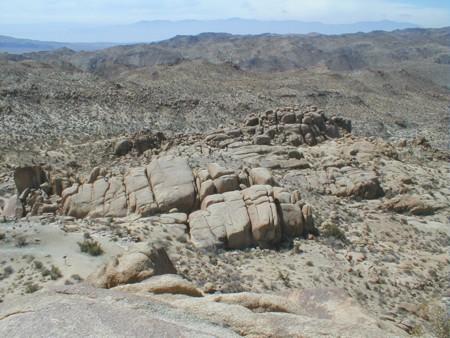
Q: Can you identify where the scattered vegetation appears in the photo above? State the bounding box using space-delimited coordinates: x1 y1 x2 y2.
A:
78 239 104 256
277 270 291 287
321 222 349 244
38 263 62 280
24 282 41 294
15 235 28 247
0 266 14 281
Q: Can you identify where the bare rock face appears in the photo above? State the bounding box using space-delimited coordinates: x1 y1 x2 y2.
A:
243 185 281 248
13 166 48 195
147 157 197 213
382 194 438 215
114 138 132 156
334 169 385 200
0 285 405 338
113 274 203 297
0 285 238 338
1 195 23 219
190 191 254 250
124 167 157 216
87 245 176 289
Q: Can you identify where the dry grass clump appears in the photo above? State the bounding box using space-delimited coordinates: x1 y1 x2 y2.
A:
78 239 104 256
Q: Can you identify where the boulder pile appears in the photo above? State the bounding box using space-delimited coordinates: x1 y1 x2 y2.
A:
60 156 314 249
204 106 351 149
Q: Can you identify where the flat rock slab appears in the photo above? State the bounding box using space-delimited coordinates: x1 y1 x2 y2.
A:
0 285 239 338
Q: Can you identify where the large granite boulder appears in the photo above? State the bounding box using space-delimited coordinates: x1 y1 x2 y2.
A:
124 167 158 216
242 185 281 248
13 166 48 195
0 285 238 338
147 157 196 213
189 191 253 250
1 195 24 219
87 245 176 289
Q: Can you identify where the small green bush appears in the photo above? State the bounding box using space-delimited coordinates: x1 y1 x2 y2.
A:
321 222 348 243
78 239 104 256
24 282 41 294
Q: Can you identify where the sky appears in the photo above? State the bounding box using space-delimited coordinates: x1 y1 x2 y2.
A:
0 0 449 27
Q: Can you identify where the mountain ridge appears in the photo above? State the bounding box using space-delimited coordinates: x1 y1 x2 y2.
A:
0 18 420 47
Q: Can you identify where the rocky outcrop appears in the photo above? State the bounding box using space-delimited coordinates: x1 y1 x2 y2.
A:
204 107 351 149
1 195 23 219
13 166 48 195
147 157 197 213
61 157 315 249
87 245 176 289
382 195 438 215
113 274 203 297
190 185 309 250
0 285 238 338
114 131 166 156
63 156 197 218
0 284 406 338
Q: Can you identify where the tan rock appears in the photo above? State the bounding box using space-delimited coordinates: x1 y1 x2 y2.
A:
207 163 234 179
242 185 281 248
124 167 158 216
147 157 196 213
113 274 203 297
249 167 273 185
213 174 239 193
88 246 176 289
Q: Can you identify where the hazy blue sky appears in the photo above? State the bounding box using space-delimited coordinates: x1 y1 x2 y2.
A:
0 0 449 27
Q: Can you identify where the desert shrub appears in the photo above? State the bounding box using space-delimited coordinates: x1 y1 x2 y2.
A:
0 266 14 281
24 282 41 294
41 265 62 280
15 235 28 247
321 222 348 243
78 239 104 256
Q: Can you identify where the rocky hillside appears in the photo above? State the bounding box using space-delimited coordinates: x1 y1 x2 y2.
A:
0 28 449 337
0 28 449 169
0 107 449 337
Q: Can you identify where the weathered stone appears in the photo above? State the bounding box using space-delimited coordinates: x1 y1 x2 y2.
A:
87 166 101 184
114 138 132 156
199 179 216 202
382 195 437 215
88 246 176 289
189 210 224 249
125 167 158 216
279 203 304 238
103 177 128 217
113 274 203 297
302 204 315 234
66 183 93 219
1 195 24 219
147 157 196 213
253 135 271 145
242 185 281 248
201 194 224 210
249 167 274 186
245 115 259 126
190 191 253 249
207 163 234 179
280 112 296 124
14 166 47 195
213 174 239 193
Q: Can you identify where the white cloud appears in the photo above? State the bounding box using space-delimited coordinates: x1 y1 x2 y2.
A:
0 0 448 27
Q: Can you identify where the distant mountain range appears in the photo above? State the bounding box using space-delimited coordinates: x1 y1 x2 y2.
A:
0 18 420 52
0 35 116 54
